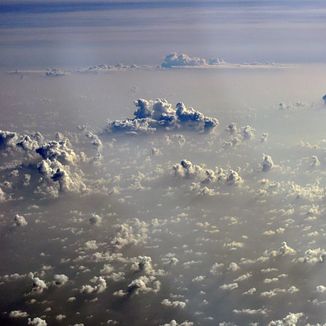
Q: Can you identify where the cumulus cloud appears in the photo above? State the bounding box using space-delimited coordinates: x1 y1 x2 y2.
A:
297 248 326 264
30 275 48 294
9 310 29 318
105 99 219 135
53 274 69 287
13 214 28 227
45 68 67 77
267 312 304 325
126 275 161 295
233 308 268 316
220 283 239 291
173 160 242 188
161 298 187 309
160 320 193 326
161 53 207 68
28 317 47 326
111 219 148 249
89 213 103 226
262 155 274 172
161 52 225 68
80 276 107 294
0 130 88 197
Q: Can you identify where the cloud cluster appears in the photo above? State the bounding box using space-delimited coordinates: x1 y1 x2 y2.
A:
0 130 87 198
105 99 219 135
173 160 243 187
267 312 304 325
80 276 107 294
161 52 225 68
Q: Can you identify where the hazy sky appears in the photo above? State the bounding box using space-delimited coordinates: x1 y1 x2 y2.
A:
1 0 326 68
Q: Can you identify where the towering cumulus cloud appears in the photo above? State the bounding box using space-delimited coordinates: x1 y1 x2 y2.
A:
105 99 219 135
161 53 207 68
0 130 87 198
161 52 225 68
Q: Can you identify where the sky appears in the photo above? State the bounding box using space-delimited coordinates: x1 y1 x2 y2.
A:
2 2 326 325
1 0 326 68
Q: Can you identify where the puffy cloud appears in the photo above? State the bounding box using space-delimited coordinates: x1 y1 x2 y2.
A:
173 160 242 187
261 286 299 298
0 187 7 202
80 276 107 294
13 214 28 227
173 160 215 181
233 308 268 316
89 213 103 226
126 275 161 295
0 130 19 149
37 158 86 193
111 219 148 249
53 274 69 287
30 275 48 294
267 312 304 325
226 170 243 185
297 248 326 264
161 53 207 68
242 125 255 140
105 99 219 135
262 155 274 172
0 130 88 197
45 68 67 77
310 155 320 167
268 242 296 257
9 310 29 318
130 256 154 275
160 321 193 326
161 52 225 68
220 283 239 291
161 298 186 309
316 285 326 293
36 139 77 165
28 317 47 326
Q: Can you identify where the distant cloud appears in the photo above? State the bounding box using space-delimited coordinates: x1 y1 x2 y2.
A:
161 52 225 68
105 99 219 135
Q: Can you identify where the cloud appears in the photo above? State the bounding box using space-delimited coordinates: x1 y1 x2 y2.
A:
267 312 304 325
160 321 193 326
126 275 161 295
161 298 187 309
219 283 238 291
297 248 326 264
161 53 207 68
28 317 47 326
13 214 28 227
173 160 242 187
53 274 69 287
9 310 29 318
262 155 274 172
80 276 107 294
233 308 268 316
89 213 103 226
105 99 219 135
30 275 48 294
45 68 68 77
161 52 225 68
0 130 88 197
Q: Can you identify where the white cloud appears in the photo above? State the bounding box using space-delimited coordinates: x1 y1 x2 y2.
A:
105 99 219 135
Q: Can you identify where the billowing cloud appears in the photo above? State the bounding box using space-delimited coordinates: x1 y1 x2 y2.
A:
105 99 219 135
161 52 225 68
